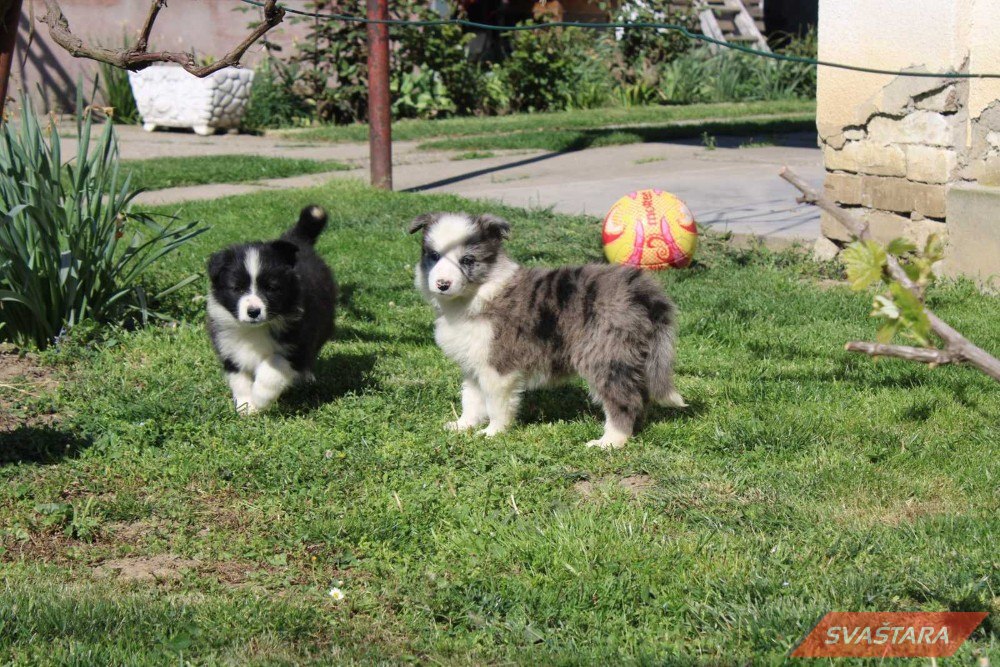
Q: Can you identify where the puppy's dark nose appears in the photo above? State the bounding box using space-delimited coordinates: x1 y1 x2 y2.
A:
436 279 452 292
247 306 262 319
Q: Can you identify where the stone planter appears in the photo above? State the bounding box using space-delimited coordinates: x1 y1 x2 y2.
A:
128 66 254 136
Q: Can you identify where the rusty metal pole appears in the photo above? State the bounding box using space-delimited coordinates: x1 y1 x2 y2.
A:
0 0 24 120
366 0 392 190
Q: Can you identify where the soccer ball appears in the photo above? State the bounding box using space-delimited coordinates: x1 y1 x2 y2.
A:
602 189 698 269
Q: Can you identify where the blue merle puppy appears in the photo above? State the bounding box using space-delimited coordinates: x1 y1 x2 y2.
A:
410 212 685 449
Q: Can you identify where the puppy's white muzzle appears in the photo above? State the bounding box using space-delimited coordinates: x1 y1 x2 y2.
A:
237 294 267 323
428 259 466 298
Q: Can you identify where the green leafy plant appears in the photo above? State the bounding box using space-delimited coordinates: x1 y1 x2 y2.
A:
282 0 487 124
0 96 205 349
606 2 699 93
842 234 945 346
242 58 313 130
616 81 660 108
782 167 1000 381
481 66 513 115
657 47 816 105
288 0 370 124
97 38 140 124
394 10 485 116
391 70 456 119
498 23 579 112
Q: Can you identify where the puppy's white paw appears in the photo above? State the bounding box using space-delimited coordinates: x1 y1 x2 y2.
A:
302 371 317 384
585 436 628 450
235 400 258 416
478 424 506 437
659 391 688 408
444 419 477 432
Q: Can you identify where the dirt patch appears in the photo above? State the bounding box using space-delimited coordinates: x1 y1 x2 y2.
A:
202 559 276 586
877 498 954 526
799 278 850 291
573 474 655 500
105 520 160 543
0 347 60 431
831 492 960 527
93 555 200 582
1 530 91 564
619 475 655 497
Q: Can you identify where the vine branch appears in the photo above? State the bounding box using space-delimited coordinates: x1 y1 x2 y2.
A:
39 0 285 77
780 166 1000 382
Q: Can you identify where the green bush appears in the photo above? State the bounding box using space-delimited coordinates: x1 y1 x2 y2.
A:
391 70 456 119
242 58 313 130
283 0 486 123
658 47 816 104
395 13 486 117
498 23 581 113
251 7 814 127
288 1 370 124
607 2 699 91
0 97 205 349
773 26 817 99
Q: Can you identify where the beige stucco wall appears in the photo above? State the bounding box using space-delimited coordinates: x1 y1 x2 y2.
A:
817 0 969 141
817 0 1000 281
10 0 310 113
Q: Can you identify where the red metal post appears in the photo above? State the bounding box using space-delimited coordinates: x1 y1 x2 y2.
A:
0 0 24 121
366 0 392 190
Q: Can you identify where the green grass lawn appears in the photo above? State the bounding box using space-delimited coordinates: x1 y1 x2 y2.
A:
280 100 815 145
123 155 350 192
2 179 998 664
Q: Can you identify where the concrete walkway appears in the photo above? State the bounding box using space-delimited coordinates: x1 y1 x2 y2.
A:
113 125 823 241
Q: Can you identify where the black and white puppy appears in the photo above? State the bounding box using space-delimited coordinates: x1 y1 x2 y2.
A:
409 212 685 449
207 205 337 414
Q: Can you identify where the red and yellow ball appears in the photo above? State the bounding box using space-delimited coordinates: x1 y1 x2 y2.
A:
602 189 698 269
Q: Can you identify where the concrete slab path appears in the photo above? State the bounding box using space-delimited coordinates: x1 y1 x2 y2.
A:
112 125 823 241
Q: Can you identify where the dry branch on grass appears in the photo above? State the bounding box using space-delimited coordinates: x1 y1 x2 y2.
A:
39 0 284 77
779 166 1000 382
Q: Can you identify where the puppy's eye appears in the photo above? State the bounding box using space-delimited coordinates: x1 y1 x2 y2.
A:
459 255 475 267
426 250 440 262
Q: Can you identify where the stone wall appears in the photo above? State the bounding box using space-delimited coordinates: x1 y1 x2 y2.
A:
816 0 1000 283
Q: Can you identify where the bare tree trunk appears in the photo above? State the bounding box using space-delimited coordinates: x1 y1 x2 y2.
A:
38 0 285 77
0 0 23 119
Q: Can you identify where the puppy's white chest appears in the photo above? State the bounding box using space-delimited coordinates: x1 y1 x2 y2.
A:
435 314 494 375
214 323 284 371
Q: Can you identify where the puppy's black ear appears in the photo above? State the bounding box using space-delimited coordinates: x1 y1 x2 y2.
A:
207 249 230 284
270 240 299 266
408 213 437 234
475 214 511 240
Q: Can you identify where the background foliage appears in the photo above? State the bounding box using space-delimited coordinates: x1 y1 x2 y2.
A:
0 97 204 349
244 3 817 127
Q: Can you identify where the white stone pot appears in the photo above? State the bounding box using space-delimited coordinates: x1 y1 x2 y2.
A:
128 66 254 136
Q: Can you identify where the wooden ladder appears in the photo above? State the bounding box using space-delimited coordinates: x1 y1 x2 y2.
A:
695 0 770 53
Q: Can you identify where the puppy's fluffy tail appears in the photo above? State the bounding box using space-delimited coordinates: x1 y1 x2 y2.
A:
283 205 328 246
647 316 687 408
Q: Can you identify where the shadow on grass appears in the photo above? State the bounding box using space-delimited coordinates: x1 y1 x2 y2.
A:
337 282 377 322
520 385 599 425
519 385 708 427
282 351 381 413
0 426 92 466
